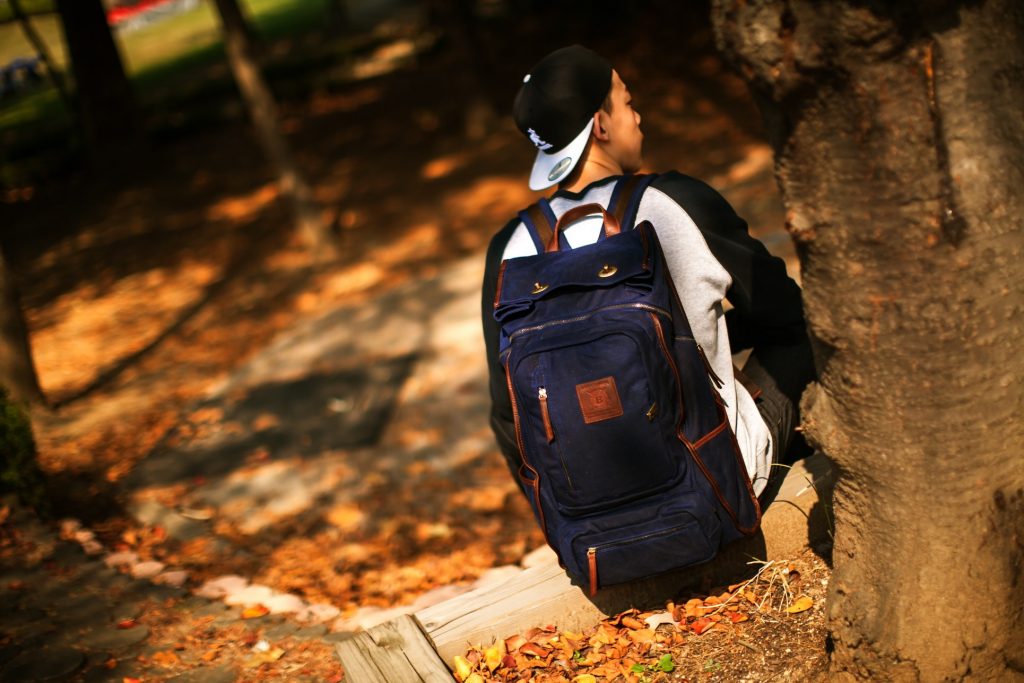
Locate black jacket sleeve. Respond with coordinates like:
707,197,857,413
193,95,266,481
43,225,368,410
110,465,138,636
651,172,807,351
481,217,523,482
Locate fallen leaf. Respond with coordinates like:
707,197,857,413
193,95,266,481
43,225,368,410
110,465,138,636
123,678,142,683
627,628,655,644
464,675,485,683
727,611,749,623
152,650,180,667
241,605,270,619
519,642,551,658
452,655,473,681
245,647,286,667
691,618,715,635
644,611,677,630
103,657,117,669
504,634,526,652
621,616,645,630
116,619,137,629
573,675,598,683
787,596,814,614
484,641,505,671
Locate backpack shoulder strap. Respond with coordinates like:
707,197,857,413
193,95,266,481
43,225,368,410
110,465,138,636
609,173,658,230
517,200,558,254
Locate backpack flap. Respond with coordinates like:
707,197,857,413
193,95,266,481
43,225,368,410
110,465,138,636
494,228,653,324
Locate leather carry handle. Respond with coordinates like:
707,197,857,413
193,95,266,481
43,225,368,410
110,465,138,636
546,203,621,253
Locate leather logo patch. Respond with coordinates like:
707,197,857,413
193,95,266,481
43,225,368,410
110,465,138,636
576,377,624,424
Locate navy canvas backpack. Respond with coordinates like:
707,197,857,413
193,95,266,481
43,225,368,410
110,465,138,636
493,175,761,595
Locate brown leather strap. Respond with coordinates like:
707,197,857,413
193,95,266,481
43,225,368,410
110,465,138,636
547,203,621,253
610,174,645,228
525,203,553,254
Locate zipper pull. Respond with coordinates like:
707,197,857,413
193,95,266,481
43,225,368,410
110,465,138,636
587,547,599,597
538,387,555,443
696,344,724,389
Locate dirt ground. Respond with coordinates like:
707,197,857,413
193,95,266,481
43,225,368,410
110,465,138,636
1,4,829,680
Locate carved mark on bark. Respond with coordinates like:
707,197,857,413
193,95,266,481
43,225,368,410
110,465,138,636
923,40,968,246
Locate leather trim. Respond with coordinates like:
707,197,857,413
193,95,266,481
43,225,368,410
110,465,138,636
504,356,548,543
493,260,507,310
692,419,728,450
587,548,599,597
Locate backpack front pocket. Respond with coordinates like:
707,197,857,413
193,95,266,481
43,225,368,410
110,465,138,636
510,312,685,515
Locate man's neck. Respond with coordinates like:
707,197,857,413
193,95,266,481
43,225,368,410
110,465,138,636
559,156,623,194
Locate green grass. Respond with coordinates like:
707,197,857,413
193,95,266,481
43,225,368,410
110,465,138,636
0,0,337,184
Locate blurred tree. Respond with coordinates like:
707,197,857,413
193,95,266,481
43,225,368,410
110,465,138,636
427,0,495,139
325,0,349,33
211,0,336,257
54,0,143,159
0,249,44,407
713,0,1023,679
9,0,72,114
0,385,48,515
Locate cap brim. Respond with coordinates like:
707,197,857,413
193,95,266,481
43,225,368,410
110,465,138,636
528,120,593,191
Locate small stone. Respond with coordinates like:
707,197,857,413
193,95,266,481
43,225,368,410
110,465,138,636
167,664,237,683
262,593,305,614
0,646,85,681
103,552,139,568
295,602,340,623
293,624,328,640
195,575,248,599
224,584,274,606
153,570,189,588
130,561,166,579
79,624,150,652
263,622,299,640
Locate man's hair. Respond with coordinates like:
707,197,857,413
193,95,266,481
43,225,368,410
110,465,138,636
600,91,613,114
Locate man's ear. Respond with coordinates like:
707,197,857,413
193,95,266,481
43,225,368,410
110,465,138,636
592,111,610,141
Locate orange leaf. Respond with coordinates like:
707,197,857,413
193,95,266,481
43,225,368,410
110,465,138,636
241,605,270,619
123,679,142,683
787,596,814,614
691,618,715,635
727,611,749,623
519,642,551,658
621,616,645,630
116,619,137,629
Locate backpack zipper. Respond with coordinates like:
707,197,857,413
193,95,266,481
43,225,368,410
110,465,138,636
538,387,555,443
509,302,671,342
586,522,694,596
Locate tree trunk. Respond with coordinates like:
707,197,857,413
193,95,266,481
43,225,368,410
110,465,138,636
0,249,44,406
711,1,1024,680
9,0,73,115
53,0,142,159
211,0,335,257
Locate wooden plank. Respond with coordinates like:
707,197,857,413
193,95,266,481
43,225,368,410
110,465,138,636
418,453,835,665
334,614,453,682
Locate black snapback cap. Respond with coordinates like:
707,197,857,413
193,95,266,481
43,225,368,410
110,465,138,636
512,45,612,190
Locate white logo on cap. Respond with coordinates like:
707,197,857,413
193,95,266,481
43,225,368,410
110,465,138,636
547,156,573,181
527,128,553,151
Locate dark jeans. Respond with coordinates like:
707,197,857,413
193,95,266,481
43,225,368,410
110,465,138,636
740,333,817,506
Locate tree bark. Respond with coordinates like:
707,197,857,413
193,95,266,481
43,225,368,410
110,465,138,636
9,0,73,115
0,249,44,406
53,0,143,159
711,1,1024,680
211,0,335,257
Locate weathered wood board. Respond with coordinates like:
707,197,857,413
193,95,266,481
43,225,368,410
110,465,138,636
333,614,453,682
417,453,835,665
